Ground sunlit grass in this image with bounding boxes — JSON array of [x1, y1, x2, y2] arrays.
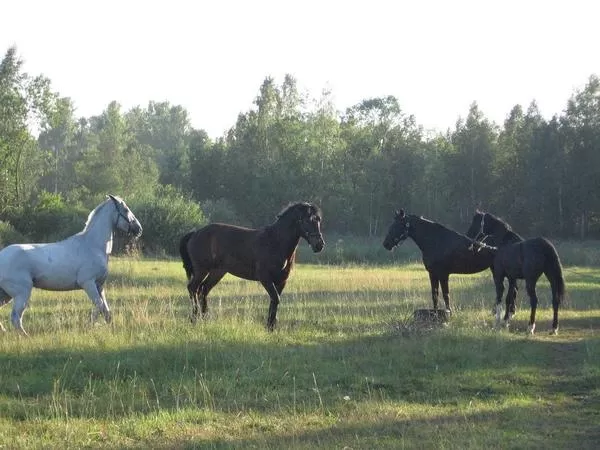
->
[[0, 256, 599, 448]]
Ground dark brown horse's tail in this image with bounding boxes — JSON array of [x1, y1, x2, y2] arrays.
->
[[179, 231, 195, 280], [543, 239, 565, 305]]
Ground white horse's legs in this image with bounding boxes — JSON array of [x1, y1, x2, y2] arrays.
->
[[0, 288, 12, 331], [98, 285, 111, 323], [11, 289, 32, 336], [82, 280, 111, 324]]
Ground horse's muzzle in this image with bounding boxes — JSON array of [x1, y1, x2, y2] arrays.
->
[[310, 236, 325, 253], [130, 223, 143, 238], [383, 237, 400, 251]]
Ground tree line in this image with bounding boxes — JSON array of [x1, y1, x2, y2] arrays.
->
[[1, 46, 599, 253]]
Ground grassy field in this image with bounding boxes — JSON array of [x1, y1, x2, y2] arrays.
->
[[0, 249, 600, 449]]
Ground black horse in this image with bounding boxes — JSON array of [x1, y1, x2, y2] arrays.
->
[[466, 211, 565, 334], [383, 209, 496, 312], [179, 202, 325, 331]]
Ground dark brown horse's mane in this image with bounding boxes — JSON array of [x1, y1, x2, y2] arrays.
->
[[276, 202, 321, 221]]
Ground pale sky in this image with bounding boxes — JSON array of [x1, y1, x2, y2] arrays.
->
[[2, 0, 598, 138]]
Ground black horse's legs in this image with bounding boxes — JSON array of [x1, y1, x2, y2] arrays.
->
[[525, 278, 539, 334], [493, 272, 505, 328], [551, 293, 560, 335], [200, 270, 226, 317], [504, 278, 518, 324], [439, 275, 451, 312], [509, 282, 518, 315], [261, 280, 281, 332], [428, 272, 440, 310]]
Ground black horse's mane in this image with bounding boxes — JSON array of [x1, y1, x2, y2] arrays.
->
[[479, 210, 513, 232], [410, 214, 455, 233], [276, 202, 321, 220]]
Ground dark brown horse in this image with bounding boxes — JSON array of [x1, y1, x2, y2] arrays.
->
[[466, 211, 565, 334], [383, 209, 497, 312], [179, 202, 325, 331]]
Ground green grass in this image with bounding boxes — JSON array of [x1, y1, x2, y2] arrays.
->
[[0, 255, 599, 449]]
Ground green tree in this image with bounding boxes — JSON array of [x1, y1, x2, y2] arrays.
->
[[0, 46, 53, 212], [448, 102, 498, 224], [561, 75, 600, 238], [73, 102, 159, 203]]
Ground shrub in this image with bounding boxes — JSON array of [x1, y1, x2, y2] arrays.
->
[[129, 185, 207, 256], [200, 198, 245, 224], [0, 221, 27, 247], [6, 192, 89, 242]]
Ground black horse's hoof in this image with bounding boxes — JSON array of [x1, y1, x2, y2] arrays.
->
[[266, 319, 277, 332]]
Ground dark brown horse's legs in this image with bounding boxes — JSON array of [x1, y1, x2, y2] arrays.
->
[[200, 270, 226, 317], [188, 269, 208, 323], [261, 281, 280, 331]]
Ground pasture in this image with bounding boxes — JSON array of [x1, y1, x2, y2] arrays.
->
[[1, 245, 600, 449]]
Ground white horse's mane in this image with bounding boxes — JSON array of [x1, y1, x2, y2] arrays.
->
[[83, 196, 122, 231]]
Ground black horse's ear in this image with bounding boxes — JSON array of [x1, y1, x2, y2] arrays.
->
[[395, 209, 405, 218]]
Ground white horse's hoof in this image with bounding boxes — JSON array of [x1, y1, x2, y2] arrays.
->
[[550, 328, 558, 335]]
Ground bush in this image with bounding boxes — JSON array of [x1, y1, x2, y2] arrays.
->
[[200, 198, 245, 224], [6, 192, 89, 242], [129, 185, 207, 256], [0, 221, 27, 247]]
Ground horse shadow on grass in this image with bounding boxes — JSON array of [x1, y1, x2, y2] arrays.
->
[[1, 319, 600, 414]]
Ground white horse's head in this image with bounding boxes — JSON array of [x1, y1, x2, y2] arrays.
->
[[108, 195, 143, 237]]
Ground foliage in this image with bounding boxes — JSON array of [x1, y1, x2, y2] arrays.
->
[[200, 197, 244, 224], [0, 220, 26, 247], [130, 185, 207, 256], [5, 191, 89, 242], [2, 45, 600, 247]]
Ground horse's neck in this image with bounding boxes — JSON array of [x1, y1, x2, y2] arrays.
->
[[494, 225, 523, 245], [80, 206, 115, 253], [267, 219, 301, 257], [409, 216, 444, 252], [502, 230, 523, 244]]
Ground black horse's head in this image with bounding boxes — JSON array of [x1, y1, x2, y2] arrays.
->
[[383, 209, 411, 250], [465, 210, 487, 243], [466, 210, 510, 242]]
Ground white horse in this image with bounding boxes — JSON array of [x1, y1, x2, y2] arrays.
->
[[0, 194, 142, 335]]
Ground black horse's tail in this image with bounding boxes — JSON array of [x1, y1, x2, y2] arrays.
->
[[179, 231, 195, 281], [542, 239, 565, 305]]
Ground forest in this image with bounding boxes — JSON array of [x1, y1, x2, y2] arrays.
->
[[1, 45, 599, 255]]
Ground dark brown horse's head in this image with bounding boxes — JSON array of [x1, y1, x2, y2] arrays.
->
[[383, 209, 410, 250], [299, 203, 325, 252], [279, 202, 325, 252]]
